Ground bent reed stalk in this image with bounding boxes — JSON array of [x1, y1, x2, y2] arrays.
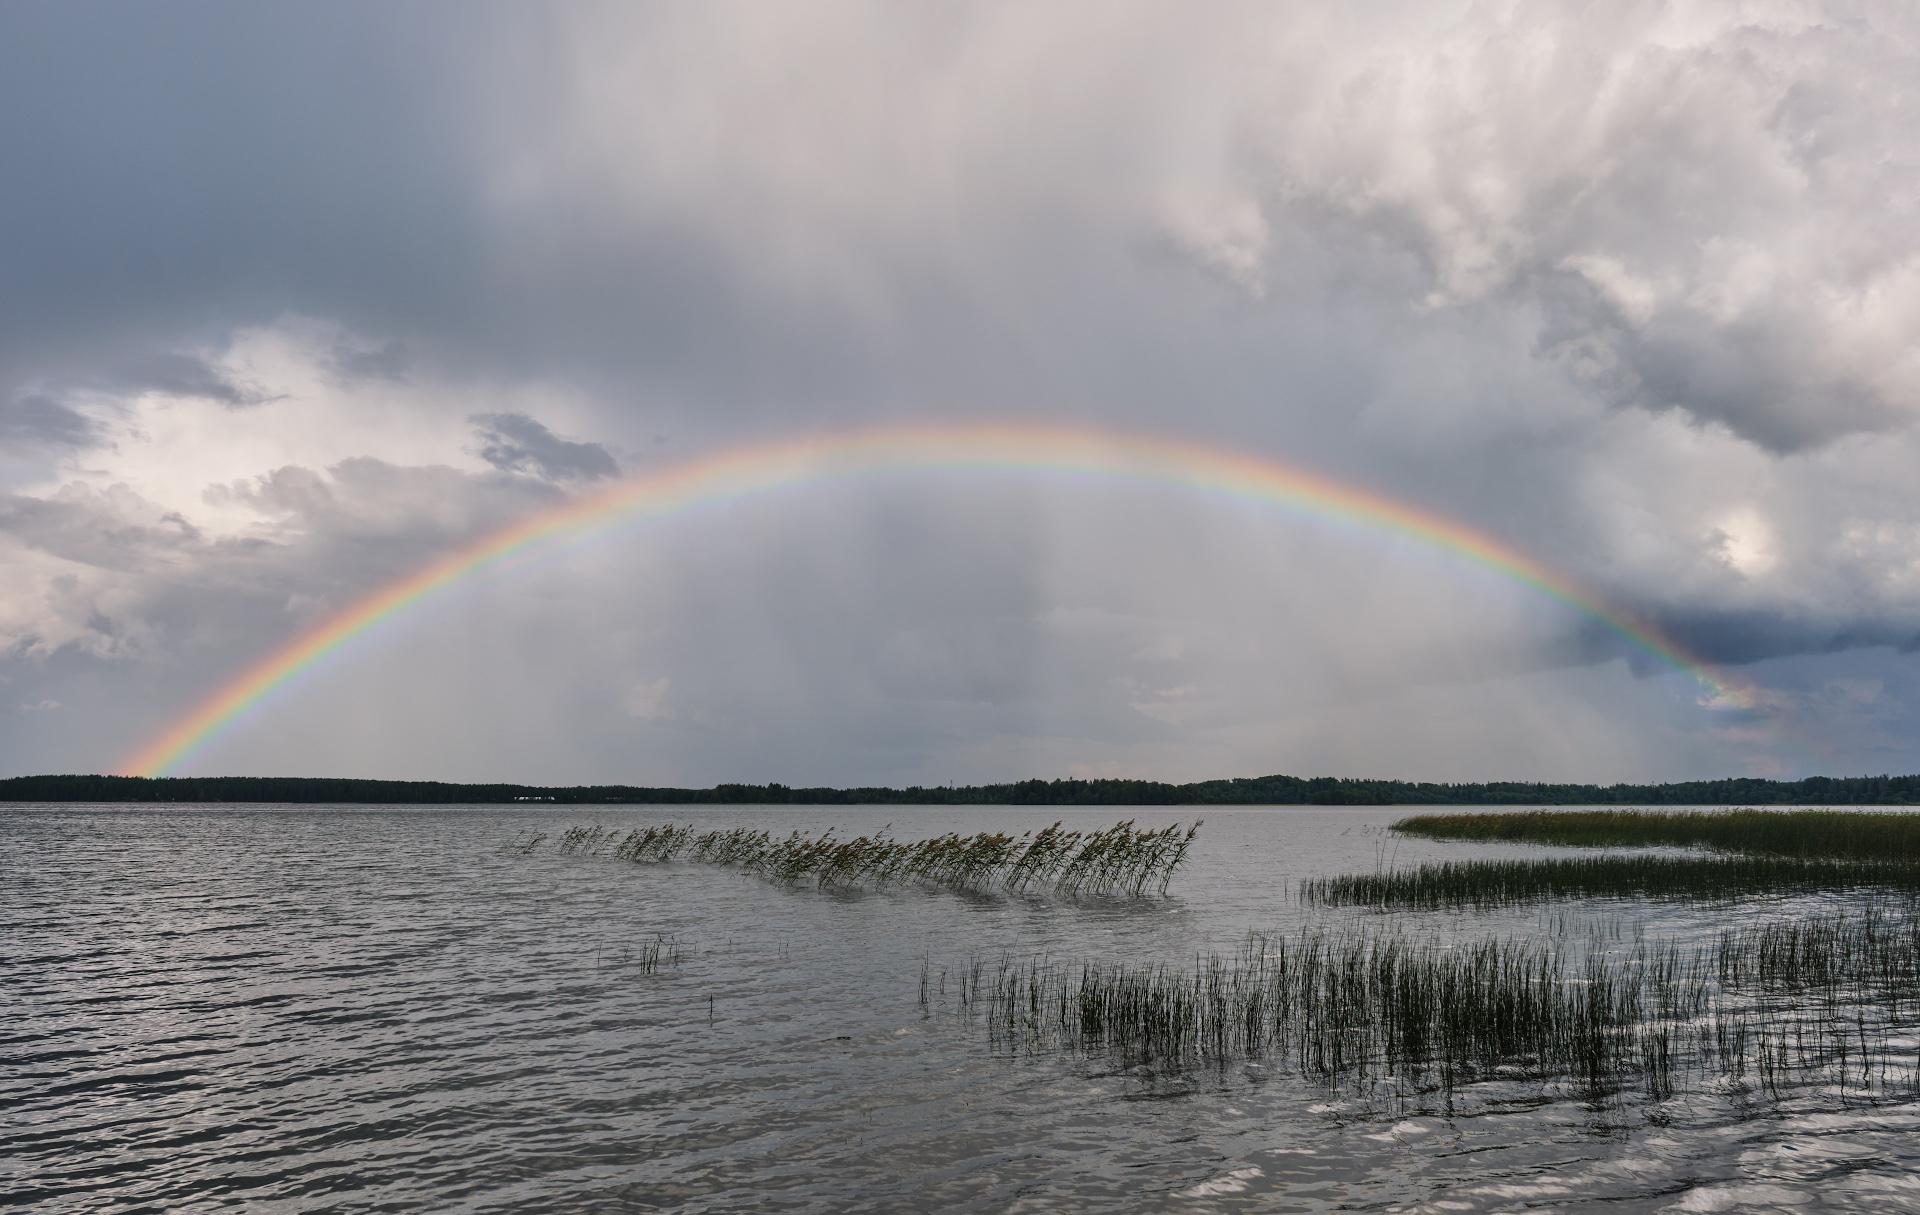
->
[[1301, 854, 1920, 911], [1392, 808, 1920, 861], [545, 820, 1201, 896], [934, 909, 1920, 1102]]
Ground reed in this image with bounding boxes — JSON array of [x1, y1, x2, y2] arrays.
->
[[1393, 808, 1920, 861], [934, 911, 1920, 1102], [635, 933, 682, 974], [1717, 901, 1920, 1002], [545, 819, 1200, 896], [1301, 854, 1920, 911], [953, 930, 1709, 1100], [500, 830, 547, 854]]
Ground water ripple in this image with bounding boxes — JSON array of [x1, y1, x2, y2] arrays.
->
[[7, 803, 1920, 1212]]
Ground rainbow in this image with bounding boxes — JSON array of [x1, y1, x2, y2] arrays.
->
[[121, 422, 1760, 777]]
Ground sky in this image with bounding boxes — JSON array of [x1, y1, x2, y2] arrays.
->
[[3, 0, 1919, 786]]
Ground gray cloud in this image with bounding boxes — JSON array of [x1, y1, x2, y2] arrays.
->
[[0, 486, 200, 572], [1568, 610, 1920, 676], [104, 351, 272, 408], [1, 394, 94, 448], [1532, 271, 1894, 455], [208, 456, 564, 551], [471, 413, 619, 482], [0, 3, 493, 405], [1165, 6, 1920, 454], [4, 3, 1920, 781], [326, 337, 410, 385], [5, 3, 1912, 454]]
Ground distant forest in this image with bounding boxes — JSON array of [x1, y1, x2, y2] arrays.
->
[[5, 772, 1920, 805]]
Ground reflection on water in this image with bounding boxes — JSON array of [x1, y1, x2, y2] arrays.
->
[[7, 804, 1920, 1212]]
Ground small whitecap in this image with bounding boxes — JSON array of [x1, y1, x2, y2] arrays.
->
[[1672, 1182, 1808, 1211], [1365, 1119, 1437, 1142], [1175, 1166, 1264, 1198], [1469, 1181, 1573, 1198]]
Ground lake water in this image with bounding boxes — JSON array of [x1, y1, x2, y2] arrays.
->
[[7, 804, 1920, 1212]]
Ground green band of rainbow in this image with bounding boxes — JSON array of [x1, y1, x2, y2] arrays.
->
[[121, 422, 1759, 777]]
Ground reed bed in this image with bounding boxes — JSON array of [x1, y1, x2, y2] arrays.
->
[[1393, 808, 1920, 861], [930, 911, 1920, 1102], [546, 820, 1200, 896], [1718, 902, 1920, 1002], [1301, 854, 1920, 911], [941, 931, 1710, 1100]]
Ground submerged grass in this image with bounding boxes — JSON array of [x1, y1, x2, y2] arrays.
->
[[634, 933, 682, 974], [545, 820, 1200, 896], [1393, 808, 1920, 861], [1301, 853, 1920, 911], [932, 908, 1920, 1102]]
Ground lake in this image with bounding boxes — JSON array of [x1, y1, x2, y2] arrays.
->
[[7, 804, 1918, 1212]]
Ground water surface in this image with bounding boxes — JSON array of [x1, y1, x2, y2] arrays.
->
[[7, 804, 1917, 1212]]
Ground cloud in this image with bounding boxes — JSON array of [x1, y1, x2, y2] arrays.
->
[[3, 3, 1920, 782], [1210, 6, 1920, 453], [210, 455, 563, 548], [0, 483, 202, 572], [326, 337, 410, 385], [105, 351, 273, 408], [0, 394, 94, 448], [471, 413, 619, 482]]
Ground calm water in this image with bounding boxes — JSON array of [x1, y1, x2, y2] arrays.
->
[[7, 804, 1920, 1213]]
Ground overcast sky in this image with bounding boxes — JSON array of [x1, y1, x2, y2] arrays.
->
[[3, 1, 1918, 785]]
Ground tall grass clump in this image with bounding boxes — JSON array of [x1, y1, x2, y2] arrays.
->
[[634, 933, 682, 974], [546, 820, 1200, 896], [934, 911, 1920, 1102], [1717, 900, 1920, 1006], [946, 930, 1710, 1100], [1393, 808, 1920, 861], [1302, 854, 1920, 911]]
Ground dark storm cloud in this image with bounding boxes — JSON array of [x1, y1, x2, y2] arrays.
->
[[0, 3, 911, 434], [0, 394, 94, 448], [1563, 611, 1920, 679], [470, 414, 620, 482], [3, 1, 1912, 454], [0, 1, 494, 388]]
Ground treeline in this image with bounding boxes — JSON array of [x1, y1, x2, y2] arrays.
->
[[4, 771, 1920, 805]]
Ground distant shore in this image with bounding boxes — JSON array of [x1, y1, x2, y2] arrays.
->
[[5, 772, 1919, 805]]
